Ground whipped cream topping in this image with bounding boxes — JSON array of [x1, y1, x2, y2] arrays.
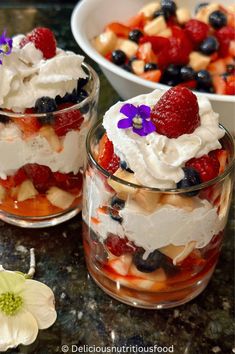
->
[[84, 171, 225, 252], [103, 90, 225, 188], [0, 121, 89, 179], [0, 35, 87, 112]]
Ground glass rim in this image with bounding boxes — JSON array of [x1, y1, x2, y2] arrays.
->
[[86, 119, 235, 194], [0, 63, 100, 119]]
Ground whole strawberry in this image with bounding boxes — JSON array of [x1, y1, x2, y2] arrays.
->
[[151, 87, 200, 138], [20, 27, 57, 59]]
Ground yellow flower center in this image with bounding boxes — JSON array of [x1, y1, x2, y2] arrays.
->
[[132, 116, 143, 129], [0, 43, 10, 53], [0, 292, 23, 316]]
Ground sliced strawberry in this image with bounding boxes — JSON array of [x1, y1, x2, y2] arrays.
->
[[24, 163, 54, 193], [225, 75, 235, 95], [158, 36, 191, 68], [177, 80, 197, 89], [139, 36, 170, 53], [105, 22, 131, 38], [215, 26, 235, 57], [53, 171, 83, 191], [97, 134, 120, 174], [136, 42, 157, 63], [212, 75, 226, 94], [0, 176, 14, 189], [126, 12, 146, 30], [186, 154, 220, 182], [105, 234, 136, 257], [185, 19, 209, 46], [14, 112, 41, 138], [209, 149, 229, 174], [13, 168, 28, 186], [139, 69, 161, 82], [54, 109, 84, 137], [180, 251, 206, 270]]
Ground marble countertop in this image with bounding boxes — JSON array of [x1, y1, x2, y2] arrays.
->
[[0, 2, 234, 354]]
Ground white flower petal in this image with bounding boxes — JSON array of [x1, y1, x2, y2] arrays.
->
[[0, 267, 25, 295], [22, 279, 57, 329], [0, 309, 38, 351]]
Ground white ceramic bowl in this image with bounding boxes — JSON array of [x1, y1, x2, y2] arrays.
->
[[71, 0, 235, 134]]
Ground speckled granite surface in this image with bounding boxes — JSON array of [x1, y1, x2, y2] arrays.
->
[[0, 2, 234, 354]]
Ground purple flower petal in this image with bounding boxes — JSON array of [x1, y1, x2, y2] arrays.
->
[[0, 30, 13, 56], [144, 120, 156, 134], [137, 105, 151, 119], [132, 127, 147, 136], [117, 117, 133, 129], [120, 103, 138, 119]]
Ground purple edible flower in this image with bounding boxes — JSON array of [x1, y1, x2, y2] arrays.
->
[[0, 30, 13, 64], [117, 103, 156, 136]]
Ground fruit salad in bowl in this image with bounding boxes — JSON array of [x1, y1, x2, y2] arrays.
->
[[82, 86, 234, 308], [0, 27, 99, 227], [71, 0, 235, 134], [93, 1, 235, 95]]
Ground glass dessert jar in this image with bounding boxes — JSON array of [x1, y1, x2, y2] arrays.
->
[[0, 63, 99, 228], [82, 121, 234, 309]]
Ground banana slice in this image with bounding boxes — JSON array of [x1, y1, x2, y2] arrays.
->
[[17, 180, 38, 202], [107, 169, 139, 200], [160, 241, 197, 265], [47, 187, 75, 209], [219, 179, 232, 219]]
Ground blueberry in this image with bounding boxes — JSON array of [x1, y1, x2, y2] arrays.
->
[[199, 36, 219, 55], [77, 88, 88, 103], [161, 0, 177, 19], [121, 63, 133, 73], [35, 96, 57, 113], [0, 114, 10, 124], [111, 50, 127, 65], [177, 167, 201, 196], [165, 64, 181, 78], [128, 29, 143, 44], [77, 89, 89, 114], [133, 249, 166, 273], [209, 10, 227, 29], [161, 64, 181, 85], [195, 2, 209, 14], [56, 89, 78, 105], [77, 77, 89, 90], [144, 62, 158, 72], [180, 66, 195, 81], [153, 9, 165, 19], [120, 161, 133, 173], [196, 70, 212, 88], [109, 196, 125, 222], [38, 114, 54, 125]]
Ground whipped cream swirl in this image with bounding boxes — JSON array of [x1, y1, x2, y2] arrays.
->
[[103, 90, 225, 188], [0, 35, 87, 112]]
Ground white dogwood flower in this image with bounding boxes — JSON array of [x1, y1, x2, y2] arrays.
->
[[0, 265, 57, 351]]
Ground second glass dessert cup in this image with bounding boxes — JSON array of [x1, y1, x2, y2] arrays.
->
[[82, 121, 234, 309], [0, 64, 99, 228]]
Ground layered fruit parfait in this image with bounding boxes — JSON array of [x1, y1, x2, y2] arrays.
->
[[83, 86, 234, 308], [0, 28, 99, 227], [93, 1, 235, 95]]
